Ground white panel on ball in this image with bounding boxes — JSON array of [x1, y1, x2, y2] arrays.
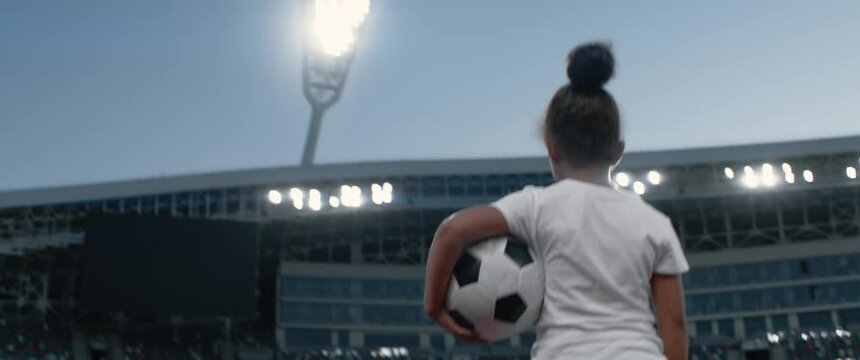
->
[[445, 236, 544, 342]]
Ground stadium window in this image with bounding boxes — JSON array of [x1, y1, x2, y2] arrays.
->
[[798, 311, 833, 331], [838, 308, 860, 329], [421, 176, 445, 197], [718, 319, 735, 338], [282, 328, 332, 347], [743, 317, 767, 338], [520, 332, 537, 347], [485, 175, 503, 196], [466, 175, 484, 197], [447, 176, 465, 197], [431, 334, 446, 350], [770, 314, 790, 332], [799, 260, 809, 275], [695, 321, 714, 336]]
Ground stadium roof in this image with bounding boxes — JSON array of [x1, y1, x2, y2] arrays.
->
[[1, 135, 858, 209]]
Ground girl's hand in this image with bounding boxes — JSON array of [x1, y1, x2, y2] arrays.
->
[[423, 207, 509, 345], [425, 307, 489, 344]]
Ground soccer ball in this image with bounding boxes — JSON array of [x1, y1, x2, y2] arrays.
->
[[446, 236, 544, 342]]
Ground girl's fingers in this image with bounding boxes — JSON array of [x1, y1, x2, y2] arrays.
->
[[434, 311, 489, 344]]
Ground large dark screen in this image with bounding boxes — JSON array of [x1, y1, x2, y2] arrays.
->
[[82, 214, 259, 318]]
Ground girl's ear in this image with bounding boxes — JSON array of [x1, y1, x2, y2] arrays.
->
[[610, 140, 626, 165], [545, 138, 562, 163]]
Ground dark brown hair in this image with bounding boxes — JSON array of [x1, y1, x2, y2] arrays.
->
[[544, 42, 621, 166]]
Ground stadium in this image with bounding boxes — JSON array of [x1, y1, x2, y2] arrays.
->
[[1, 134, 859, 359]]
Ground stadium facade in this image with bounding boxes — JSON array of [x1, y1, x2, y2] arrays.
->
[[1, 135, 859, 359]]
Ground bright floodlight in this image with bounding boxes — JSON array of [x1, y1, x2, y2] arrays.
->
[[289, 188, 304, 200], [724, 167, 735, 179], [371, 184, 383, 205], [311, 0, 371, 57], [308, 189, 322, 211], [382, 182, 393, 203], [803, 170, 814, 183], [782, 163, 793, 174], [614, 172, 631, 187], [632, 181, 646, 195], [785, 172, 796, 184], [329, 196, 341, 208], [847, 166, 857, 179], [741, 166, 759, 188], [340, 185, 363, 207], [267, 190, 283, 205], [761, 163, 778, 187], [647, 170, 661, 185], [289, 188, 304, 209]]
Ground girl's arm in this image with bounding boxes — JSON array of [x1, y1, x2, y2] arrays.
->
[[423, 206, 510, 343], [651, 273, 689, 360]]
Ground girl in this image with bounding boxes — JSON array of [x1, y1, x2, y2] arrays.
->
[[423, 42, 689, 360]]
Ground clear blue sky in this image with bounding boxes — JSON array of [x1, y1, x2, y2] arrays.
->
[[2, 0, 859, 191]]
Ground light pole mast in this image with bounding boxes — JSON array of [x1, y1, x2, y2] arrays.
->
[[301, 0, 370, 167]]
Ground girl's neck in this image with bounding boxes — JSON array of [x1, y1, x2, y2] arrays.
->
[[555, 164, 614, 188]]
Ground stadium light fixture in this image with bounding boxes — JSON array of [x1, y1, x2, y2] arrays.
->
[[847, 166, 857, 179], [632, 181, 646, 195], [289, 188, 304, 209], [382, 182, 393, 203], [647, 170, 662, 185], [785, 172, 796, 184], [724, 167, 735, 179], [301, 0, 371, 166], [614, 172, 631, 187], [761, 163, 778, 187], [267, 190, 283, 205], [371, 183, 384, 205], [803, 170, 814, 183], [781, 163, 792, 174], [329, 196, 341, 208], [340, 185, 363, 207], [742, 166, 759, 188], [308, 189, 322, 211]]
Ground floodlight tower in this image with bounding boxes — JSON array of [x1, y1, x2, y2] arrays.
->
[[301, 0, 370, 166]]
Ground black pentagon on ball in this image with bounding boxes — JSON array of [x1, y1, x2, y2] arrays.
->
[[504, 239, 533, 267], [453, 252, 481, 286], [449, 310, 475, 331], [494, 293, 527, 323]]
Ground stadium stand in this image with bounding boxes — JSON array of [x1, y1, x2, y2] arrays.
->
[[0, 135, 859, 359]]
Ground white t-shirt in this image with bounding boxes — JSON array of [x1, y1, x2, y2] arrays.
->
[[491, 178, 689, 360]]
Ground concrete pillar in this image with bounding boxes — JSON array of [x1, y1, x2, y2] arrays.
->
[[444, 334, 455, 350], [788, 313, 800, 330], [419, 333, 431, 348], [221, 342, 235, 360], [348, 331, 364, 347], [72, 330, 91, 360], [107, 334, 123, 360], [832, 310, 841, 328], [351, 242, 363, 264], [734, 318, 745, 339]]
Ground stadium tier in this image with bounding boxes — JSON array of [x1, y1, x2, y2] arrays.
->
[[1, 135, 859, 359]]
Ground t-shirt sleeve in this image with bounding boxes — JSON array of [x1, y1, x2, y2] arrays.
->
[[490, 186, 538, 246], [653, 215, 690, 275]]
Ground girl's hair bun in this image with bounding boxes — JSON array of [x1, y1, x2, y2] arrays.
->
[[566, 42, 614, 92]]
